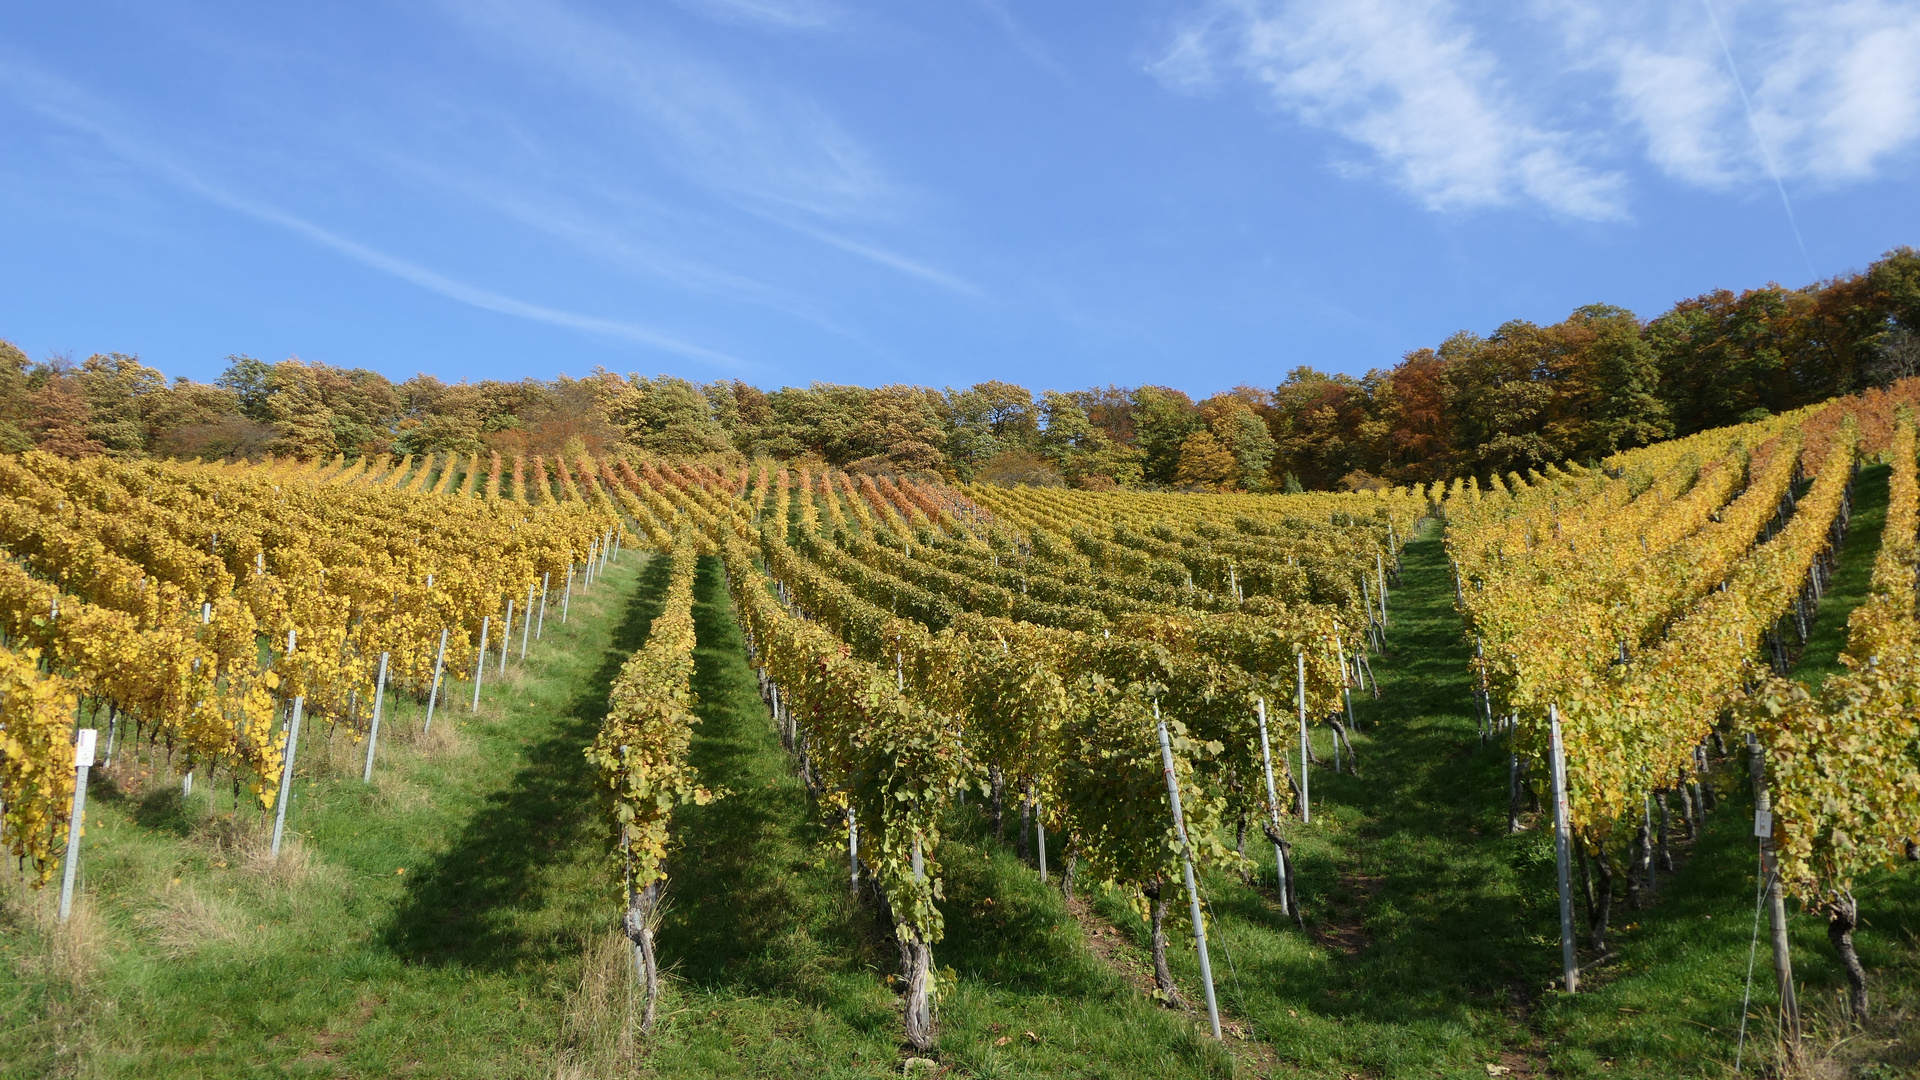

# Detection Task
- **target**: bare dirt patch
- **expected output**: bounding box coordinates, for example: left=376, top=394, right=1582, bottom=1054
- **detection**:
left=1312, top=869, right=1384, bottom=956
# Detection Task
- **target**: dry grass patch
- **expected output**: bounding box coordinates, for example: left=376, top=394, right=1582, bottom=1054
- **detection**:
left=0, top=868, right=107, bottom=1077
left=555, top=927, right=642, bottom=1079
left=192, top=808, right=271, bottom=861
left=136, top=883, right=251, bottom=957
left=370, top=773, right=436, bottom=815
left=189, top=812, right=329, bottom=890
left=302, top=723, right=372, bottom=780
left=424, top=712, right=473, bottom=755
left=238, top=832, right=335, bottom=892
left=1, top=868, right=105, bottom=991
left=390, top=709, right=472, bottom=757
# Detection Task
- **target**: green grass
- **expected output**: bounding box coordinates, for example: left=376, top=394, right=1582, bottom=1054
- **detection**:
left=0, top=555, right=1230, bottom=1080
left=608, top=555, right=1235, bottom=1079
left=1793, top=461, right=1890, bottom=687
left=4, top=523, right=1917, bottom=1079
left=1101, top=522, right=1920, bottom=1078
left=1110, top=524, right=1567, bottom=1078
left=1, top=555, right=662, bottom=1079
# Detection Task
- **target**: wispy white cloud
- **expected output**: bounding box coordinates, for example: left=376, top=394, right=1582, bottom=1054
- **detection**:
left=379, top=150, right=857, bottom=327
left=443, top=0, right=889, bottom=219
left=1151, top=0, right=1627, bottom=220
left=1, top=64, right=752, bottom=370
left=1582, top=0, right=1920, bottom=188
left=1609, top=44, right=1742, bottom=185
left=769, top=216, right=979, bottom=294
left=968, top=0, right=1071, bottom=81
left=670, top=0, right=841, bottom=31
left=439, top=0, right=974, bottom=291
left=1158, top=0, right=1920, bottom=217
left=255, top=207, right=752, bottom=370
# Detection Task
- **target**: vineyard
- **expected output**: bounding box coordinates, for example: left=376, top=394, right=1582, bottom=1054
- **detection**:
left=3, top=402, right=1919, bottom=1078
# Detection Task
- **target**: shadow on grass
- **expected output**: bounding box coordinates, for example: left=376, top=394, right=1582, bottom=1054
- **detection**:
left=934, top=822, right=1132, bottom=1002
left=661, top=556, right=1223, bottom=1069
left=381, top=555, right=673, bottom=969
left=1269, top=515, right=1920, bottom=1078
left=1177, top=526, right=1554, bottom=1072
left=1328, top=528, right=1542, bottom=1003
left=1794, top=461, right=1889, bottom=687
left=656, top=559, right=876, bottom=999
left=128, top=787, right=196, bottom=837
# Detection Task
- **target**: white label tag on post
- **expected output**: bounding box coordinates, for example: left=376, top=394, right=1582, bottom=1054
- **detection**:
left=1753, top=808, right=1772, bottom=838
left=74, top=729, right=98, bottom=768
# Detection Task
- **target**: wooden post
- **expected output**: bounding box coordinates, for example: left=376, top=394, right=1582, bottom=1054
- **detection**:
left=364, top=651, right=390, bottom=782
left=470, top=617, right=488, bottom=713
left=1255, top=697, right=1291, bottom=915
left=1550, top=704, right=1577, bottom=992
left=424, top=628, right=449, bottom=734
left=270, top=696, right=306, bottom=859
left=1156, top=706, right=1222, bottom=1040
left=1297, top=652, right=1310, bottom=823
left=57, top=729, right=96, bottom=922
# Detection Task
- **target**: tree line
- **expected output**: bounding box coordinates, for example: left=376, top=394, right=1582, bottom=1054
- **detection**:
left=4, top=248, right=1915, bottom=491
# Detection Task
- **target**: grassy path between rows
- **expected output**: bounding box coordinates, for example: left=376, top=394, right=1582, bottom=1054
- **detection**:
left=1, top=554, right=664, bottom=1079
left=1794, top=461, right=1889, bottom=686
left=1131, top=521, right=1920, bottom=1078
left=634, top=556, right=1235, bottom=1079
left=5, top=511, right=1918, bottom=1079
left=1126, top=522, right=1568, bottom=1078
left=1, top=553, right=1234, bottom=1080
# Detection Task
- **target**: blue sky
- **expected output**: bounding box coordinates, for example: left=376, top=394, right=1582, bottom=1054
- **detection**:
left=3, top=0, right=1917, bottom=397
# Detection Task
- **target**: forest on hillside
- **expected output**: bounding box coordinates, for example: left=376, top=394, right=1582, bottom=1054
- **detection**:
left=5, top=248, right=1917, bottom=491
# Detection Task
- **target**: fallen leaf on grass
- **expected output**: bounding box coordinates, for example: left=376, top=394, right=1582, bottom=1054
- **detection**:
left=993, top=1036, right=1010, bottom=1047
